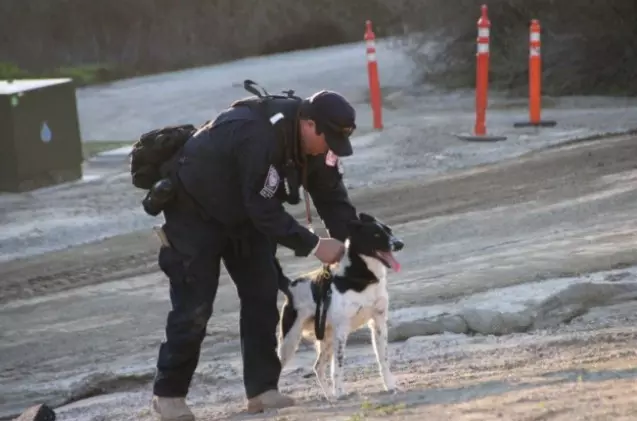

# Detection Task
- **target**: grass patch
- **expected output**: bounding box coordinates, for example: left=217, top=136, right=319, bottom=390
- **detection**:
left=346, top=399, right=407, bottom=420
left=1, top=62, right=134, bottom=87
left=82, top=140, right=132, bottom=160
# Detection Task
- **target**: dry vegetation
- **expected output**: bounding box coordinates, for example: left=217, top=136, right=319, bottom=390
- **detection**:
left=2, top=0, right=636, bottom=95
left=397, top=0, right=637, bottom=95
left=0, top=0, right=402, bottom=84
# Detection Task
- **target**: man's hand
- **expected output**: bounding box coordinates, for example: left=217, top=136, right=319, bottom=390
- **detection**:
left=314, top=238, right=346, bottom=264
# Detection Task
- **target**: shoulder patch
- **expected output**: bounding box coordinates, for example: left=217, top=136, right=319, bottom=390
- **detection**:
left=260, top=165, right=280, bottom=198
left=325, top=150, right=338, bottom=167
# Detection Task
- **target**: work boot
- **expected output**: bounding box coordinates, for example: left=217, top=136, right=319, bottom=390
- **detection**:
left=246, top=390, right=295, bottom=413
left=13, top=404, right=55, bottom=421
left=150, top=396, right=195, bottom=421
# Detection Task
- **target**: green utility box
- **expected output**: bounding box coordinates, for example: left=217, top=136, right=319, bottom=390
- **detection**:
left=0, top=78, right=83, bottom=192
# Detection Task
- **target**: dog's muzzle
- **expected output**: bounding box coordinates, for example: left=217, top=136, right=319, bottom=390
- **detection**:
left=391, top=238, right=404, bottom=252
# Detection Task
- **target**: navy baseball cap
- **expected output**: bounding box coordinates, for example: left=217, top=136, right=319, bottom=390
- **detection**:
left=304, top=90, right=356, bottom=157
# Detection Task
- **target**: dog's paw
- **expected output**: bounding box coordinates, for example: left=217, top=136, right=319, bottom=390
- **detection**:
left=383, top=382, right=400, bottom=395
left=383, top=376, right=398, bottom=393
left=385, top=386, right=400, bottom=395
left=333, top=390, right=354, bottom=401
left=332, top=389, right=344, bottom=400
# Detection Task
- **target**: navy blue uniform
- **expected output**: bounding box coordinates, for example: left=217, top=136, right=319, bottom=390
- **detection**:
left=153, top=101, right=357, bottom=400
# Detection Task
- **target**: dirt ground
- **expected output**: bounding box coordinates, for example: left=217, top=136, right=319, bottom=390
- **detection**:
left=3, top=133, right=637, bottom=420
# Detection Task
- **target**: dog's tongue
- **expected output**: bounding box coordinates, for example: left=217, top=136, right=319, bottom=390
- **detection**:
left=379, top=251, right=401, bottom=272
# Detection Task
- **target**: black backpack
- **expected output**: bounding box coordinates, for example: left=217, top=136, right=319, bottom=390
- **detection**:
left=129, top=124, right=196, bottom=190
left=128, top=80, right=295, bottom=191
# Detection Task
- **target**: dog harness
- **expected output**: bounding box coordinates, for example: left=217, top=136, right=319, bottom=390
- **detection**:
left=310, top=265, right=333, bottom=341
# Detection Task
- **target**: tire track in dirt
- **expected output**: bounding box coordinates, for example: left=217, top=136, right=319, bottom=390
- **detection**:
left=1, top=134, right=636, bottom=304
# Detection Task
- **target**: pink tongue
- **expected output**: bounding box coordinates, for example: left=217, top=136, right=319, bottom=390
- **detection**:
left=380, top=251, right=401, bottom=272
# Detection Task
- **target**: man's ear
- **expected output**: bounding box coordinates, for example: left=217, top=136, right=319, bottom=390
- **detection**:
left=358, top=213, right=375, bottom=223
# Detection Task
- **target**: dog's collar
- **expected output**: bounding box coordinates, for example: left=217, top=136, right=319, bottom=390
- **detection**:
left=320, top=263, right=366, bottom=284
left=334, top=274, right=376, bottom=284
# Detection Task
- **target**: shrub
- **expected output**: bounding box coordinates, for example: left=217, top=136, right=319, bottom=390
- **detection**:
left=0, top=0, right=403, bottom=81
left=395, top=0, right=637, bottom=95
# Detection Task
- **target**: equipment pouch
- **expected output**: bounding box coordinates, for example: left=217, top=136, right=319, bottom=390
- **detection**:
left=142, top=178, right=177, bottom=216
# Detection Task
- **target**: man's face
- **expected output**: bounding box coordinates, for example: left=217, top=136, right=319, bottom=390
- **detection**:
left=299, top=119, right=329, bottom=156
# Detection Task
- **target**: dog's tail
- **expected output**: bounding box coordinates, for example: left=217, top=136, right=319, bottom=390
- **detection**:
left=278, top=282, right=302, bottom=367
left=276, top=258, right=298, bottom=338
left=279, top=279, right=298, bottom=340
left=276, top=259, right=301, bottom=368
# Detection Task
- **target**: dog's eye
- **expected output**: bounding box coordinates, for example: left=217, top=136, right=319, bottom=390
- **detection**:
left=374, top=234, right=381, bottom=238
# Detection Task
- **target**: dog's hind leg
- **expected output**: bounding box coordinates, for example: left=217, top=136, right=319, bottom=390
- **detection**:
left=313, top=339, right=333, bottom=401
left=277, top=303, right=305, bottom=368
left=369, top=309, right=397, bottom=392
left=330, top=326, right=350, bottom=399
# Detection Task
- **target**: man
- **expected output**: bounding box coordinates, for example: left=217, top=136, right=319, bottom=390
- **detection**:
left=150, top=86, right=359, bottom=420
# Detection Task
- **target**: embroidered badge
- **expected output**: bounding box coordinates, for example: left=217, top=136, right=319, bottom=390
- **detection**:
left=260, top=165, right=280, bottom=198
left=325, top=150, right=338, bottom=167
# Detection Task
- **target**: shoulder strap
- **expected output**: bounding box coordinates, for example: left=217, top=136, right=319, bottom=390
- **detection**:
left=237, top=80, right=315, bottom=230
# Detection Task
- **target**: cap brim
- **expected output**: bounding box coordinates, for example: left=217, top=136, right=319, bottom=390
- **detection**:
left=325, top=132, right=353, bottom=157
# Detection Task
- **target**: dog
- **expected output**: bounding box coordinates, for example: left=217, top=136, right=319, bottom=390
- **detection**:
left=277, top=212, right=404, bottom=400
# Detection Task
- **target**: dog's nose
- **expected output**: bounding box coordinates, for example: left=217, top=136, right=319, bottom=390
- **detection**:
left=392, top=239, right=404, bottom=252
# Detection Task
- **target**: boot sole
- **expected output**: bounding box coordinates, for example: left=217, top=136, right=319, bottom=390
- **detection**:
left=246, top=399, right=295, bottom=414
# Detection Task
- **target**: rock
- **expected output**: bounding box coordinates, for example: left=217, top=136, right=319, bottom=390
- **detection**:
left=462, top=309, right=505, bottom=335
left=436, top=314, right=468, bottom=334
left=388, top=320, right=443, bottom=342
left=532, top=282, right=637, bottom=329
left=503, top=309, right=535, bottom=332
left=461, top=308, right=533, bottom=335
left=532, top=303, right=588, bottom=330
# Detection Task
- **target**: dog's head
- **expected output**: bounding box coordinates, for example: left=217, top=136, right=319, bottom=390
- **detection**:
left=346, top=212, right=404, bottom=272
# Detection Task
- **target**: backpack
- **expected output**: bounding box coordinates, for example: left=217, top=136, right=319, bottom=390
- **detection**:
left=130, top=124, right=196, bottom=190
left=128, top=80, right=293, bottom=190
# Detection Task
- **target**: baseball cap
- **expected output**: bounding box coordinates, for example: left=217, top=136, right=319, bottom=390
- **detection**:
left=304, top=90, right=356, bottom=157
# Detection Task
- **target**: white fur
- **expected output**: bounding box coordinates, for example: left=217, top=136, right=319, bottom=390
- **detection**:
left=277, top=253, right=397, bottom=400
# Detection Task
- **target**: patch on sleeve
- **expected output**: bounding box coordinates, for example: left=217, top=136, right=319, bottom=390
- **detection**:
left=260, top=165, right=280, bottom=198
left=325, top=150, right=338, bottom=167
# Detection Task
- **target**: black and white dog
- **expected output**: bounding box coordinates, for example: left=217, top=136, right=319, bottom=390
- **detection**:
left=278, top=213, right=404, bottom=400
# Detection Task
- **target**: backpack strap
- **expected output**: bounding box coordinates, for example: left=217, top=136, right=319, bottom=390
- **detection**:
left=234, top=80, right=315, bottom=230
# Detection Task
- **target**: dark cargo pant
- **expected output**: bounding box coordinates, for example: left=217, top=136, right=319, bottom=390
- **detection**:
left=152, top=200, right=284, bottom=399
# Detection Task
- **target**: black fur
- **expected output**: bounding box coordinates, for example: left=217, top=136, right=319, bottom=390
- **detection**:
left=277, top=257, right=300, bottom=338
left=332, top=252, right=379, bottom=293
left=279, top=274, right=300, bottom=338
left=280, top=298, right=298, bottom=338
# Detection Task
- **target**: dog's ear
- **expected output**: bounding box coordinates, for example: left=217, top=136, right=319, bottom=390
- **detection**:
left=358, top=213, right=375, bottom=223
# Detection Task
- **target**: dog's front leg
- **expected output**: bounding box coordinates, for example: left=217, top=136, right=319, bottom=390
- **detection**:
left=370, top=308, right=397, bottom=392
left=313, top=339, right=333, bottom=401
left=330, top=326, right=349, bottom=399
